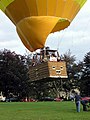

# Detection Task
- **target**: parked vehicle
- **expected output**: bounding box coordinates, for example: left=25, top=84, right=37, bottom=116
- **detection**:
left=39, top=97, right=54, bottom=101
left=0, top=95, right=6, bottom=102
left=54, top=98, right=62, bottom=102
left=5, top=97, right=19, bottom=102
left=21, top=98, right=36, bottom=102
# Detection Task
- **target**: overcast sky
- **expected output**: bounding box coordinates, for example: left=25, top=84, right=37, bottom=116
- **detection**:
left=0, top=0, right=90, bottom=62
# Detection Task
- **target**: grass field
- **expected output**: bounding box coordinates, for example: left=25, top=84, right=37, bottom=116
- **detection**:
left=0, top=101, right=90, bottom=120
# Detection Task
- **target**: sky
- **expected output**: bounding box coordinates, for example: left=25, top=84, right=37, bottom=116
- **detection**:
left=0, top=0, right=90, bottom=62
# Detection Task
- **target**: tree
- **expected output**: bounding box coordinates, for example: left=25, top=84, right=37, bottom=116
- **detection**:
left=0, top=49, right=29, bottom=98
left=80, top=52, right=90, bottom=96
left=61, top=50, right=78, bottom=90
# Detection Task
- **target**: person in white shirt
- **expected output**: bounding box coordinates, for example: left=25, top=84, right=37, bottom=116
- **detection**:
left=50, top=53, right=57, bottom=61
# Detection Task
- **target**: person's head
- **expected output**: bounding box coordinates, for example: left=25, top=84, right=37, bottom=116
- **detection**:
left=51, top=53, right=56, bottom=57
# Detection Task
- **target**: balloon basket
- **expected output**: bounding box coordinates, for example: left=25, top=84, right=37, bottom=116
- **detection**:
left=29, top=61, right=68, bottom=82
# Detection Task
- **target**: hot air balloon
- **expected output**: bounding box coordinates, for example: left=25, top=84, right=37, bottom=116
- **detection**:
left=0, top=0, right=87, bottom=81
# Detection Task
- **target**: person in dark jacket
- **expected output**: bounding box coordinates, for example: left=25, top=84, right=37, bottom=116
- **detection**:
left=75, top=92, right=81, bottom=112
left=81, top=98, right=90, bottom=111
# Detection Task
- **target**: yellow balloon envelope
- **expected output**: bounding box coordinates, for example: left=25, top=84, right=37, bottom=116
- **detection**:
left=0, top=0, right=87, bottom=52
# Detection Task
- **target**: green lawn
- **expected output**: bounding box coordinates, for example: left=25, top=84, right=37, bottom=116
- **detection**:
left=0, top=101, right=90, bottom=120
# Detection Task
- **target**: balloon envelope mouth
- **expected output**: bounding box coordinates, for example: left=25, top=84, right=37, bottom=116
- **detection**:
left=16, top=16, right=70, bottom=52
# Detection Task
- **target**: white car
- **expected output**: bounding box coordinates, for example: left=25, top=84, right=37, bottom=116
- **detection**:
left=0, top=95, right=6, bottom=102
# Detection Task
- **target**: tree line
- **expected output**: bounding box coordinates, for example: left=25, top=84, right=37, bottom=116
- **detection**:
left=0, top=49, right=90, bottom=100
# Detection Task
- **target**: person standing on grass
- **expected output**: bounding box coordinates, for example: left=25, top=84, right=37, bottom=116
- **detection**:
left=75, top=92, right=81, bottom=112
left=81, top=98, right=90, bottom=111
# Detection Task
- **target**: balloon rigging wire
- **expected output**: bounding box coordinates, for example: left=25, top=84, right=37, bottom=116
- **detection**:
left=57, top=0, right=87, bottom=55
left=55, top=1, right=71, bottom=54
left=57, top=30, right=64, bottom=51
left=56, top=0, right=81, bottom=52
